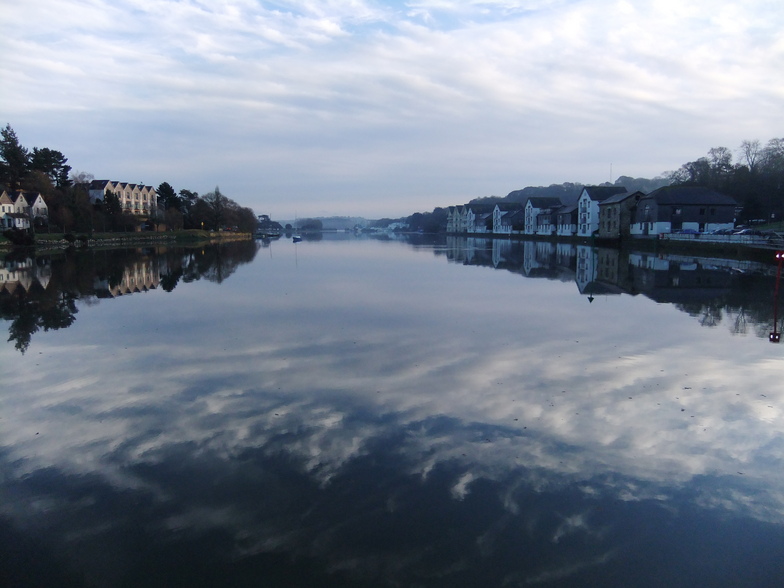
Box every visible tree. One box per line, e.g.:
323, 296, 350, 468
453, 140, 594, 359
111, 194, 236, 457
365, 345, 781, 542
157, 181, 179, 210
234, 206, 257, 233
203, 186, 230, 230
164, 207, 184, 230
70, 170, 94, 187
30, 147, 71, 189
190, 197, 212, 230
300, 218, 323, 231
739, 140, 761, 173
0, 124, 30, 189
178, 189, 198, 227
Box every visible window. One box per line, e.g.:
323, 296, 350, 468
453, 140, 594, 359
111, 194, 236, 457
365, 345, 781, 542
699, 208, 705, 215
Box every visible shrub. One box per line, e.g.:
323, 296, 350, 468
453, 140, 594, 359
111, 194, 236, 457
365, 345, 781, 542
2, 229, 35, 246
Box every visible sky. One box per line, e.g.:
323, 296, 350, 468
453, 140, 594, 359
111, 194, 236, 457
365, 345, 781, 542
1, 0, 782, 219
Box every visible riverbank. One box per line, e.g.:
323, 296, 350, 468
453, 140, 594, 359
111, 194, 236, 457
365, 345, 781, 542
1, 229, 253, 252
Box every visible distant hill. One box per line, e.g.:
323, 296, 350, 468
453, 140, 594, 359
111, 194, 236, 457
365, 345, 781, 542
469, 177, 671, 209
466, 184, 583, 209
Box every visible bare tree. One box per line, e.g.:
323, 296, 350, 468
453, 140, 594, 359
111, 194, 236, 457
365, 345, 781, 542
739, 140, 761, 172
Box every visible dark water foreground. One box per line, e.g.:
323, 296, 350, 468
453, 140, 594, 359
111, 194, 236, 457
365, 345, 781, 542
2, 235, 784, 587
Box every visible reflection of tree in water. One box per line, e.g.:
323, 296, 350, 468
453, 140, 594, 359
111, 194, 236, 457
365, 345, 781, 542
162, 240, 258, 287
1, 242, 257, 352
675, 273, 782, 337
699, 302, 723, 328
1, 284, 78, 354
731, 308, 748, 335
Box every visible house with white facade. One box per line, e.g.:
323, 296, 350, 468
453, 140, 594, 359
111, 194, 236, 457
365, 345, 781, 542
535, 205, 561, 235
446, 207, 460, 233
492, 204, 522, 234
20, 192, 48, 224
556, 204, 578, 237
459, 206, 475, 233
524, 197, 562, 235
1, 191, 48, 229
0, 191, 14, 219
576, 186, 627, 237
88, 180, 157, 216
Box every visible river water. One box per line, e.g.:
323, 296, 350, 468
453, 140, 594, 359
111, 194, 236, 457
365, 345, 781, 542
1, 234, 784, 587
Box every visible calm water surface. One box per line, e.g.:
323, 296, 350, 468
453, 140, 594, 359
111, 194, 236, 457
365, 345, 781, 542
2, 235, 784, 587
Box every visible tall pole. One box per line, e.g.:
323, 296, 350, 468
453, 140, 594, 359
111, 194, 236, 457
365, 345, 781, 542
771, 251, 784, 343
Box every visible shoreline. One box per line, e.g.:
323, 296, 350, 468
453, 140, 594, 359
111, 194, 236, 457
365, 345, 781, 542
1, 230, 253, 252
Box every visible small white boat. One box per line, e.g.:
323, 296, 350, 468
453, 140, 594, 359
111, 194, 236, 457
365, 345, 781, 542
292, 235, 302, 243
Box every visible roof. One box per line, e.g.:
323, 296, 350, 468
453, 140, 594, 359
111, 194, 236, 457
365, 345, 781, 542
581, 186, 628, 202
7, 191, 42, 204
527, 197, 563, 208
21, 192, 44, 205
643, 185, 738, 206
599, 190, 643, 206
467, 203, 496, 214
493, 203, 524, 212
557, 203, 578, 214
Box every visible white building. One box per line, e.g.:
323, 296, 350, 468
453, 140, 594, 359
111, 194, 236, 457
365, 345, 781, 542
88, 180, 157, 215
576, 186, 627, 237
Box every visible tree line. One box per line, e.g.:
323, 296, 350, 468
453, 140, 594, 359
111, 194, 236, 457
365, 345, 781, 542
154, 182, 257, 233
667, 139, 784, 223
0, 124, 256, 234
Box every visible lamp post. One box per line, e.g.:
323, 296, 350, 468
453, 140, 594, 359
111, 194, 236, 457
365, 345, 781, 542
770, 251, 784, 343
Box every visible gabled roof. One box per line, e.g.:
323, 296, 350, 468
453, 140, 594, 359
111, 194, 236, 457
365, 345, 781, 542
526, 197, 562, 208
581, 186, 628, 202
557, 203, 578, 214
599, 190, 643, 206
467, 203, 496, 214
643, 185, 737, 206
493, 202, 523, 212
8, 191, 42, 205
20, 191, 44, 205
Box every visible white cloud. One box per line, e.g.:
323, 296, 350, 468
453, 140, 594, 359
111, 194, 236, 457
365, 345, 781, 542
1, 0, 782, 217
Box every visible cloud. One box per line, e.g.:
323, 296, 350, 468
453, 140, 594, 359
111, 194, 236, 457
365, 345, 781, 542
1, 0, 782, 216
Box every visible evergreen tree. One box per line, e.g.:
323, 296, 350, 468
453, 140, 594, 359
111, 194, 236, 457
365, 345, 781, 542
0, 124, 30, 189
30, 147, 72, 189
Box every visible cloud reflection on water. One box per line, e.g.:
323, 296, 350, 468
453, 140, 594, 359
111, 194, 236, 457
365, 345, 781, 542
2, 238, 784, 585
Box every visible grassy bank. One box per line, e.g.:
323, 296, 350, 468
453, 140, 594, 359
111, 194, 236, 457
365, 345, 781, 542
1, 229, 252, 251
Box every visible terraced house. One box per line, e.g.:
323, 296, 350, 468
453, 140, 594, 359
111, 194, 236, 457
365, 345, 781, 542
88, 180, 157, 215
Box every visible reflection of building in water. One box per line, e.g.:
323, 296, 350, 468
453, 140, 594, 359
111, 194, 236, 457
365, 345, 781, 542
522, 241, 565, 279
94, 258, 161, 297
628, 252, 669, 271
575, 245, 596, 294
0, 257, 51, 293
630, 257, 735, 304
575, 245, 624, 300
445, 236, 494, 265
492, 238, 512, 268
555, 242, 576, 269
595, 247, 636, 295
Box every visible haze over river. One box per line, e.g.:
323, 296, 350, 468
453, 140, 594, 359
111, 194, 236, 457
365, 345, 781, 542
2, 235, 784, 587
